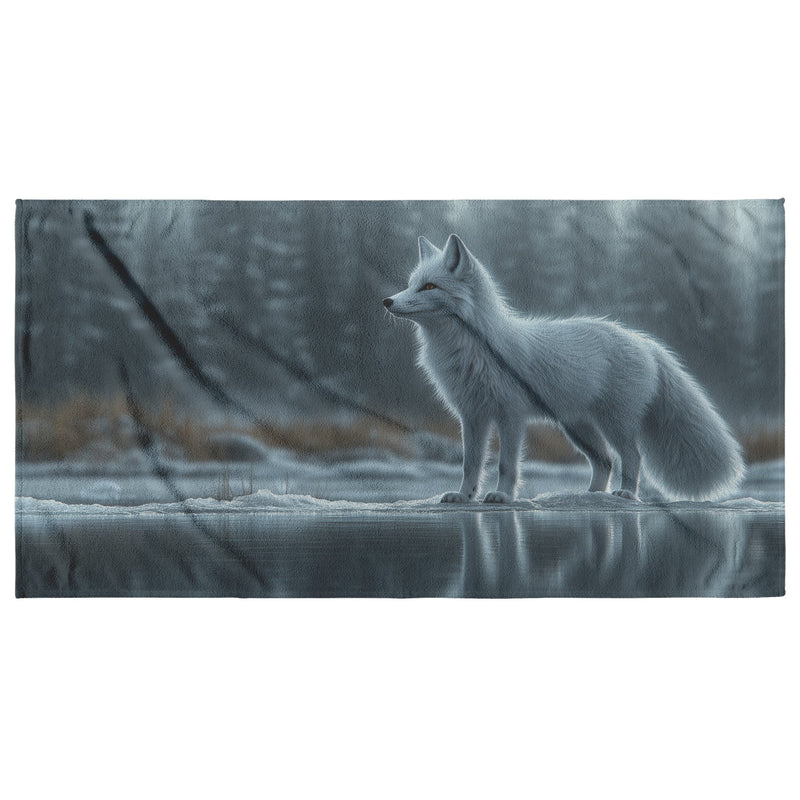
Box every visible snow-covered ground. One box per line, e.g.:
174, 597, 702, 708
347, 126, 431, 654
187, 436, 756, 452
15, 486, 784, 518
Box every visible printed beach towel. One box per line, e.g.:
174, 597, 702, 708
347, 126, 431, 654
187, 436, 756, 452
15, 200, 785, 597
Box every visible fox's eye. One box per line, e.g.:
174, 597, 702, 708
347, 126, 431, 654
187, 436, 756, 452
421, 282, 437, 291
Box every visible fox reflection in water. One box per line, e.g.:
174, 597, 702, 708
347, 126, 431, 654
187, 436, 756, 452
457, 511, 773, 598
17, 508, 783, 598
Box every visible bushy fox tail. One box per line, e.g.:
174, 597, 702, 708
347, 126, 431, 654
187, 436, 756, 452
639, 349, 745, 501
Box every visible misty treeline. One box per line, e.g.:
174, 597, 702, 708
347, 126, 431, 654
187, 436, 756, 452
16, 200, 784, 437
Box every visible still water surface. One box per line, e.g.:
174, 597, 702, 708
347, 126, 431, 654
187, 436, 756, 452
17, 507, 784, 597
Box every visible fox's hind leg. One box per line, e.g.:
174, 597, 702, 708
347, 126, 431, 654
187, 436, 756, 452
563, 422, 613, 493
595, 410, 643, 500
484, 416, 525, 503
612, 442, 641, 500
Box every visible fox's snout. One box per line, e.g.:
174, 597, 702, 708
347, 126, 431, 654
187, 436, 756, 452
383, 297, 394, 308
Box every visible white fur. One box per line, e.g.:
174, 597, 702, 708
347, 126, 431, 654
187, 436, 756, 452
385, 234, 745, 503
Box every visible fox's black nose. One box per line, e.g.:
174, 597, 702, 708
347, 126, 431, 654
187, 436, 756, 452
383, 298, 393, 308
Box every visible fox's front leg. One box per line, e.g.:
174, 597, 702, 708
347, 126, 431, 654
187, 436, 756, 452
484, 417, 525, 503
441, 415, 490, 503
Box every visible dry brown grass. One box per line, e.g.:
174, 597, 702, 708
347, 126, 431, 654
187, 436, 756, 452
526, 424, 584, 463
17, 394, 784, 464
738, 427, 784, 463
20, 393, 131, 461
17, 394, 411, 462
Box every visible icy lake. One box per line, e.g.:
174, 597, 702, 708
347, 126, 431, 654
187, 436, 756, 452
16, 457, 785, 598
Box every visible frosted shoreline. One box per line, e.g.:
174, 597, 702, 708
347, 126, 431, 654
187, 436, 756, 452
16, 489, 784, 518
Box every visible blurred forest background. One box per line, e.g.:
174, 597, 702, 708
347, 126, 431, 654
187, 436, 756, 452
15, 199, 784, 465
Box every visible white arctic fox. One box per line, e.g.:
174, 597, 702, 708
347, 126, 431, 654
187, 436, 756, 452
383, 234, 744, 503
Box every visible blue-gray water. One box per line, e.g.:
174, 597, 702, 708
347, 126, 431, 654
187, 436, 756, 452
16, 507, 784, 598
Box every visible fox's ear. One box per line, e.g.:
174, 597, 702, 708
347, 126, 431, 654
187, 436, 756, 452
418, 236, 440, 261
443, 234, 470, 274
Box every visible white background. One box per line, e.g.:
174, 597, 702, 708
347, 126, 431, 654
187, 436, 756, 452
1, 2, 797, 798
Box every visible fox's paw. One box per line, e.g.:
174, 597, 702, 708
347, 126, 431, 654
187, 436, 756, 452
612, 489, 640, 502
483, 492, 511, 504
440, 492, 469, 503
